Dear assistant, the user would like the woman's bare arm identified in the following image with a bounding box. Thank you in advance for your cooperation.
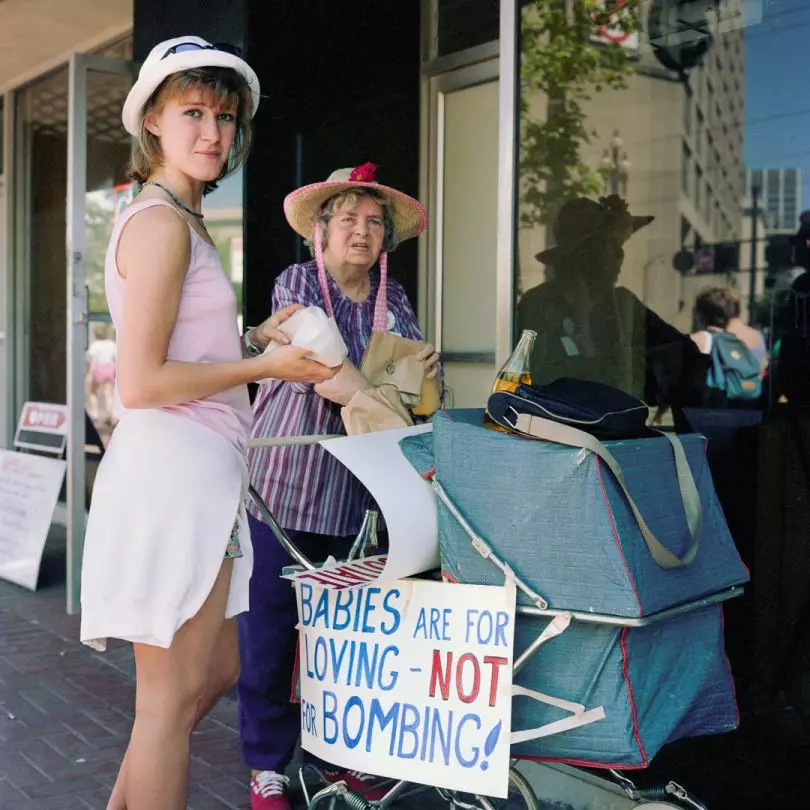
[116,207,335,409]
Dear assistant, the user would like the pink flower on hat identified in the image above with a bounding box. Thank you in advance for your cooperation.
[349,162,377,182]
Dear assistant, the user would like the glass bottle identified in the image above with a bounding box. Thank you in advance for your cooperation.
[485,329,536,430]
[346,509,379,561]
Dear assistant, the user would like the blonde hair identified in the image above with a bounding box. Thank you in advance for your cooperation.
[128,66,253,195]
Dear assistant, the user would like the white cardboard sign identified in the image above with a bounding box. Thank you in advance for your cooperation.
[0,450,67,590]
[295,578,516,798]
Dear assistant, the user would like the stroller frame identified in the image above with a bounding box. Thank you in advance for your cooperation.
[246,436,724,809]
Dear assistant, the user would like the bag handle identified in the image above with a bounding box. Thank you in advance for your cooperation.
[510,411,702,569]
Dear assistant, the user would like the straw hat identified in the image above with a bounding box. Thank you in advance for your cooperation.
[122,36,260,136]
[535,195,654,264]
[283,163,428,244]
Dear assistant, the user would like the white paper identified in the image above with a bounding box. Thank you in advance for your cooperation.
[296,578,516,797]
[264,306,348,369]
[0,450,67,590]
[320,424,438,580]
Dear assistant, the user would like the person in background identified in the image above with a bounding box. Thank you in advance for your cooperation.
[87,323,118,429]
[78,37,336,810]
[239,164,439,810]
[517,194,706,409]
[691,286,767,366]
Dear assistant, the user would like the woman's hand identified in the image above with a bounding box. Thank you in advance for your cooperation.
[314,360,372,405]
[253,345,339,384]
[416,343,440,379]
[248,304,305,350]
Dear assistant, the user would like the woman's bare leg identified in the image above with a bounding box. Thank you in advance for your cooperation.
[106,616,239,809]
[108,560,237,810]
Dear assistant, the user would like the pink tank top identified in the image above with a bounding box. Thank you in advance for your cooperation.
[106,199,252,455]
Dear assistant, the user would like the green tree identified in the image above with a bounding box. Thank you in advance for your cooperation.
[520,0,637,227]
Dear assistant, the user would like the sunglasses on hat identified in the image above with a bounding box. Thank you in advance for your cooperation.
[161,41,242,59]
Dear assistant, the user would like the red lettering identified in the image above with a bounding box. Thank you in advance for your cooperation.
[483,656,509,707]
[429,650,452,700]
[456,653,481,704]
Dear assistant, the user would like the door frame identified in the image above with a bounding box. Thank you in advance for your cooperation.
[418,0,519,369]
[421,56,500,362]
[0,94,10,450]
[66,52,130,614]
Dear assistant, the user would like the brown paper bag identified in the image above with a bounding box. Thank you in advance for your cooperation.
[341,385,414,436]
[359,331,441,416]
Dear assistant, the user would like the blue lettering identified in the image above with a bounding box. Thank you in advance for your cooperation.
[301,699,318,738]
[333,589,354,631]
[300,583,313,626]
[413,608,428,639]
[313,589,330,629]
[495,611,510,647]
[329,637,349,682]
[455,714,481,768]
[304,633,314,679]
[378,646,399,691]
[441,608,451,641]
[381,589,401,635]
[396,703,420,759]
[313,636,328,681]
[465,610,478,644]
[323,691,338,744]
[430,707,454,765]
[366,699,401,754]
[356,642,379,688]
[342,696,365,750]
[430,608,442,641]
[362,587,381,633]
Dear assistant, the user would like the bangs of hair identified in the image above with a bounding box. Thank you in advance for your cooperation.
[127,66,254,195]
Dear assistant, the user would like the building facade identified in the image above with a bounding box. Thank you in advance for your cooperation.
[0,1,798,610]
[747,167,803,232]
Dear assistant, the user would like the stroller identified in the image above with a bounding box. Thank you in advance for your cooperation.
[247,408,747,809]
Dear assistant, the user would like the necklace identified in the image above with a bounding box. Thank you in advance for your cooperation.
[144,181,204,220]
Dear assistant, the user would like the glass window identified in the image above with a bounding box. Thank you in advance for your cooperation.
[682,143,692,196]
[513,0,768,416]
[205,168,246,331]
[437,0,499,56]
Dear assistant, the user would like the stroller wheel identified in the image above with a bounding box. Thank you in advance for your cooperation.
[449,765,539,810]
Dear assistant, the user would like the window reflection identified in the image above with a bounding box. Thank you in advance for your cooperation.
[513,0,790,416]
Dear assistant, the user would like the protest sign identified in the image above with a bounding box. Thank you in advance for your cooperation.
[295,578,516,798]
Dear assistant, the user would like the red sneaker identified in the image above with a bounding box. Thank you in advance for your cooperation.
[250,771,291,810]
[325,769,391,802]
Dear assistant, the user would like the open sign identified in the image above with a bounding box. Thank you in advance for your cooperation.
[21,403,68,432]
[14,402,69,455]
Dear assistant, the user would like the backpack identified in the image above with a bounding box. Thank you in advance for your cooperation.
[704,331,762,402]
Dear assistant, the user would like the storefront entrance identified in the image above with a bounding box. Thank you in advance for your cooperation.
[11,51,131,611]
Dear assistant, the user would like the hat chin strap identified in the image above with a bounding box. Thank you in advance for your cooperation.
[314,226,389,334]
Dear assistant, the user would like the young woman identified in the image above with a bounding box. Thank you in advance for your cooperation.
[79,36,337,810]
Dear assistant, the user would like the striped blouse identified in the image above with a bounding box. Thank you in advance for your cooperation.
[247,259,424,536]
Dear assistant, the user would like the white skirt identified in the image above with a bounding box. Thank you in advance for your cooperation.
[80,409,253,651]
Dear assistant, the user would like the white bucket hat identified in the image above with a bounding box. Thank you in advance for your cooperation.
[121,35,261,136]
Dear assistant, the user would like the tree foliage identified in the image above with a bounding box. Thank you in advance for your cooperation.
[520,0,637,227]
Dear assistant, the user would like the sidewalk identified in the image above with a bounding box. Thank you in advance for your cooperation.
[0,527,249,810]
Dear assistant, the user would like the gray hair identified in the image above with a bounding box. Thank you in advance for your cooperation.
[306,187,399,256]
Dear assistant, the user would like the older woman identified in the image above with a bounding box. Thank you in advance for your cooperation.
[238,164,439,810]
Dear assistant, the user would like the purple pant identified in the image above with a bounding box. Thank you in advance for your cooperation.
[237,513,354,772]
